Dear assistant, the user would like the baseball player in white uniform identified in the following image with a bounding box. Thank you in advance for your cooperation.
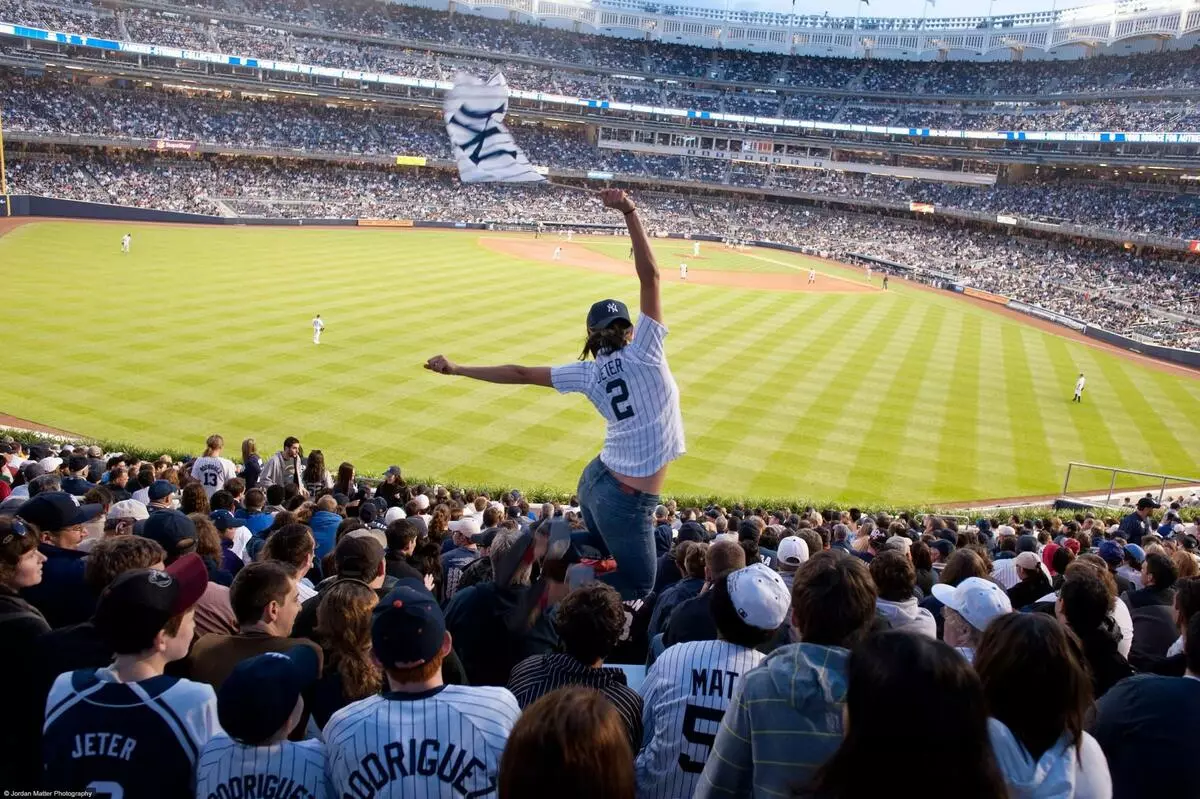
[191,434,238,498]
[679,263,688,281]
[312,314,324,345]
[196,648,331,799]
[325,584,520,798]
[567,230,574,242]
[1073,372,1086,403]
[553,246,563,261]
[808,268,816,285]
[636,564,791,798]
[121,233,132,253]
[426,188,685,601]
[692,241,700,257]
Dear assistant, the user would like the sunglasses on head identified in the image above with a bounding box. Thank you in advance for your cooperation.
[2,518,29,546]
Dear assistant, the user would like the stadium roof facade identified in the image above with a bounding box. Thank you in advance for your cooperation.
[420,0,1200,60]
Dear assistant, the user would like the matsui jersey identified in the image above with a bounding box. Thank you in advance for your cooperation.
[325,685,520,799]
[196,733,331,799]
[635,640,765,799]
[551,315,685,477]
[191,457,238,498]
[42,669,220,799]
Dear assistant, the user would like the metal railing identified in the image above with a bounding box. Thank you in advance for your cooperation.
[1061,461,1200,507]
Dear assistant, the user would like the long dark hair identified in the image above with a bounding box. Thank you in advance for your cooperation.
[975,613,1091,762]
[579,320,631,360]
[334,462,355,497]
[303,450,326,485]
[805,632,1007,799]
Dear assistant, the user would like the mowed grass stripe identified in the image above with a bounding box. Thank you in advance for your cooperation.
[934,312,983,499]
[997,324,1058,494]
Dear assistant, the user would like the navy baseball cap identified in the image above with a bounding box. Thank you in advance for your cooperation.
[586,299,631,330]
[218,647,320,745]
[678,521,707,543]
[1098,539,1124,565]
[372,583,445,667]
[140,510,197,559]
[1123,544,1146,566]
[17,492,103,533]
[1017,534,1038,553]
[148,480,178,501]
[209,509,241,532]
[94,554,208,654]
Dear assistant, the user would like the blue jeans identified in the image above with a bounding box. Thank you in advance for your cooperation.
[575,455,660,601]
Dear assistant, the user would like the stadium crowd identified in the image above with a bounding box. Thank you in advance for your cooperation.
[2,433,1200,797]
[7,152,1199,347]
[5,75,1199,240]
[2,0,1200,134]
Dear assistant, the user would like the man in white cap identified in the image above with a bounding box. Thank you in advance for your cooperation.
[638,563,791,799]
[931,576,1013,663]
[78,499,150,553]
[776,535,809,590]
[443,517,481,600]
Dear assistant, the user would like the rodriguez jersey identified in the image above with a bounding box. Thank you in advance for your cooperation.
[325,685,519,799]
[191,457,238,498]
[195,733,331,799]
[550,315,685,478]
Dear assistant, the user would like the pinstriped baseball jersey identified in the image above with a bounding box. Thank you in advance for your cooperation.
[325,685,519,799]
[551,314,685,478]
[42,669,220,799]
[635,640,764,799]
[195,733,331,799]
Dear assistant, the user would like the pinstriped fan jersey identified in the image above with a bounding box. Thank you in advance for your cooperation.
[551,314,685,478]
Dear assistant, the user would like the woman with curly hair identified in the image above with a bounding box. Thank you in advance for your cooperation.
[311,580,383,728]
[180,482,211,516]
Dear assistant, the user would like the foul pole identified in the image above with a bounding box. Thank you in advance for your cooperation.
[0,105,8,214]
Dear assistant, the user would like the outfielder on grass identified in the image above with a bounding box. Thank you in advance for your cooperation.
[425,189,686,600]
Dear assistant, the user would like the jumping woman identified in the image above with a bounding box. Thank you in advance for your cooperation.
[424,188,685,600]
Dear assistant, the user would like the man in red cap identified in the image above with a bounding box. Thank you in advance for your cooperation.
[41,553,220,798]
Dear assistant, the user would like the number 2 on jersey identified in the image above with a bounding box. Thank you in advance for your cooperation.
[606,379,635,420]
[677,703,724,773]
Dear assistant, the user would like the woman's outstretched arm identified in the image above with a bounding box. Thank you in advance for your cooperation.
[424,355,552,387]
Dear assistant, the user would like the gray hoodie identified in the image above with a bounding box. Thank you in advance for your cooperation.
[988,718,1112,799]
[875,596,937,638]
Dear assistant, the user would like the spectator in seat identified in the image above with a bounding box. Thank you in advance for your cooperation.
[187,560,322,711]
[41,555,219,798]
[292,534,389,639]
[325,584,520,797]
[774,535,809,590]
[921,547,990,639]
[0,515,50,788]
[301,449,333,498]
[190,514,234,587]
[442,516,480,601]
[655,521,705,593]
[697,551,877,798]
[1118,497,1158,547]
[60,454,95,497]
[261,523,318,602]
[444,529,559,686]
[181,482,211,516]
[18,491,104,628]
[308,494,341,564]
[1118,543,1145,590]
[239,438,262,490]
[508,582,642,750]
[662,537,747,646]
[1007,550,1053,611]
[932,576,1012,664]
[976,613,1111,799]
[1098,540,1134,596]
[647,540,707,640]
[383,517,423,581]
[208,510,247,579]
[1122,551,1180,662]
[196,647,327,799]
[653,504,673,556]
[1089,613,1200,799]
[499,686,634,799]
[310,580,383,729]
[871,549,936,638]
[641,564,790,798]
[237,487,274,538]
[1058,568,1134,699]
[260,436,303,491]
[374,464,405,506]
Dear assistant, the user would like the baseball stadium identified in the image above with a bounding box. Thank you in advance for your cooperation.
[2,0,1200,794]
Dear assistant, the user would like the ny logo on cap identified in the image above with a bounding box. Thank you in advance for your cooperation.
[147,571,173,588]
[607,302,619,314]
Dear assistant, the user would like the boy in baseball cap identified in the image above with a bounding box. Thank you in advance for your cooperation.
[196,647,331,799]
[42,553,221,798]
[325,582,520,799]
[932,576,1013,663]
[19,491,105,627]
[637,563,791,799]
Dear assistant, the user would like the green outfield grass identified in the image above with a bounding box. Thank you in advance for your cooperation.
[575,237,815,274]
[3,221,1199,504]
